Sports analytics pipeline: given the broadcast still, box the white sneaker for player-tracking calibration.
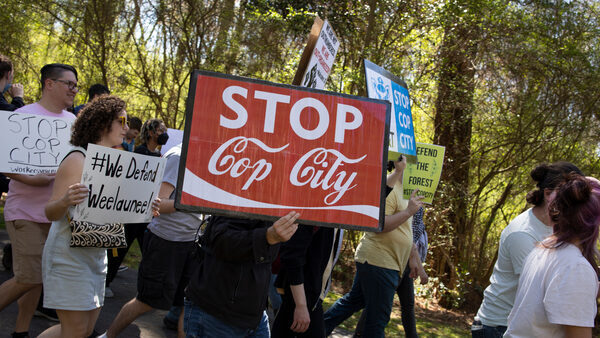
[96,332,108,338]
[105,287,114,298]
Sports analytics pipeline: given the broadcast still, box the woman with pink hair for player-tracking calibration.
[505,174,600,338]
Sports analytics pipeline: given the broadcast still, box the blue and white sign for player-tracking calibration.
[364,59,417,162]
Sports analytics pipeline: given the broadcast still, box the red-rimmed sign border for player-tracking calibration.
[174,70,390,232]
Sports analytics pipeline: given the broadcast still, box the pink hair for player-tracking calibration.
[547,174,600,274]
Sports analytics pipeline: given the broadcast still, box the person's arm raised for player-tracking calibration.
[266,211,301,245]
[209,212,301,262]
[382,190,424,233]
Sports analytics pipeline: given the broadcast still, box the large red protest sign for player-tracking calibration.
[175,71,390,231]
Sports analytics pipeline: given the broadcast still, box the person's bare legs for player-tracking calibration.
[106,298,153,338]
[38,308,101,338]
[87,307,102,335]
[15,285,42,332]
[0,277,38,311]
[36,324,61,338]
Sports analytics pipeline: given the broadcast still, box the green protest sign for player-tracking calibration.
[402,142,445,204]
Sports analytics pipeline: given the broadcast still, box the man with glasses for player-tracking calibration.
[0,63,78,338]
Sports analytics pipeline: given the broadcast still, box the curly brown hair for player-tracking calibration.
[139,118,164,143]
[71,95,126,149]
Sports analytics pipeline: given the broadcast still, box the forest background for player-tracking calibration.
[2,0,600,312]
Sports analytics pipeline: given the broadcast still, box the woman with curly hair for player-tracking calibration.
[38,95,148,337]
[505,175,600,337]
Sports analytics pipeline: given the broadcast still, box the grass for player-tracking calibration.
[323,292,470,337]
[122,239,142,269]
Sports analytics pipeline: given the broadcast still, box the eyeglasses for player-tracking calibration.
[52,79,79,91]
[116,116,129,128]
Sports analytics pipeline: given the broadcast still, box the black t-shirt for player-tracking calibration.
[0,95,24,112]
[134,143,161,157]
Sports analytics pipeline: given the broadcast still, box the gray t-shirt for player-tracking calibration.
[476,208,553,326]
[147,144,202,242]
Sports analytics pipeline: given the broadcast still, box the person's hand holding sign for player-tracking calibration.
[151,197,161,217]
[382,188,424,233]
[62,183,89,206]
[266,211,300,245]
[407,189,424,215]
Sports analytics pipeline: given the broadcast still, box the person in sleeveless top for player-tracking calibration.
[38,95,158,337]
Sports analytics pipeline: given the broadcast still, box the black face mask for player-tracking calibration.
[157,132,169,145]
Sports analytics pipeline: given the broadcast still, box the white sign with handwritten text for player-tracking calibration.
[72,144,166,224]
[0,111,74,174]
[300,20,340,90]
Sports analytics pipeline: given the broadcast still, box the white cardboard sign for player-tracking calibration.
[72,144,166,224]
[0,110,74,174]
[300,19,340,89]
[160,128,184,155]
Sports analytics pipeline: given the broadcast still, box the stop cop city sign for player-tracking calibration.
[175,70,390,231]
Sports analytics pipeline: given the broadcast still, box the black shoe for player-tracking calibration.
[87,330,100,338]
[163,316,178,330]
[34,307,59,322]
[11,332,29,338]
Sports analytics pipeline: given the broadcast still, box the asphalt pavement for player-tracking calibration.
[0,229,176,337]
[0,229,352,337]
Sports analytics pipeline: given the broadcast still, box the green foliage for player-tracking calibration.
[2,0,600,311]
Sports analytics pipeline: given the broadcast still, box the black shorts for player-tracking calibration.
[136,231,197,310]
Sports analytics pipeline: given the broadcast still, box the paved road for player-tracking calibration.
[0,229,175,337]
[0,230,350,337]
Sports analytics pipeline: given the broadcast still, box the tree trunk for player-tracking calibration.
[431,1,481,307]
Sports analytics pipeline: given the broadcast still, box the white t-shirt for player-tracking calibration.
[505,243,598,337]
[476,208,552,326]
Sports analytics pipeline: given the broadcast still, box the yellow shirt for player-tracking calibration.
[354,182,413,274]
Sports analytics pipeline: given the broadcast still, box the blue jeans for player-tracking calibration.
[165,305,182,324]
[184,299,270,338]
[324,262,400,338]
[354,262,417,337]
[269,274,282,312]
[471,323,506,338]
